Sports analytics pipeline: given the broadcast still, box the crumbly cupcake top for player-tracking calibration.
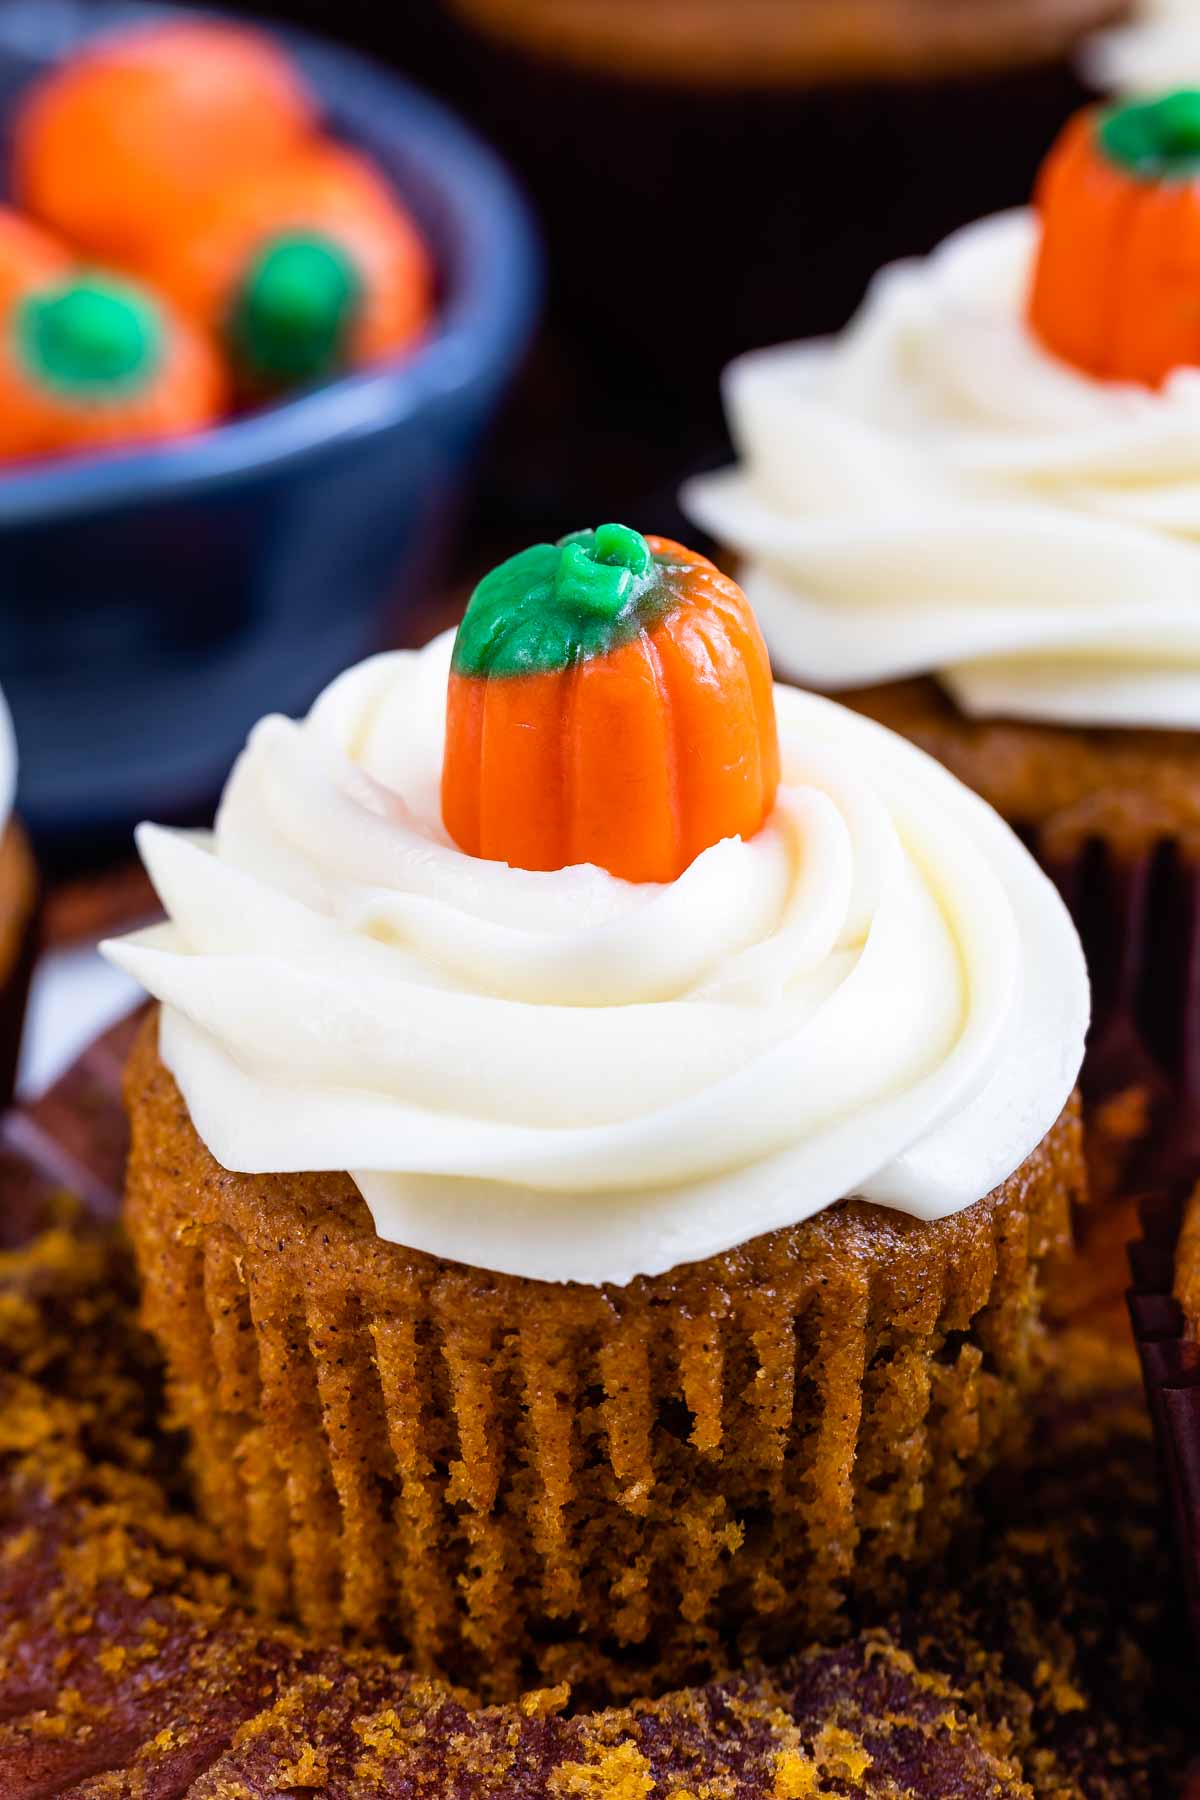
[685,96,1200,733]
[105,529,1087,1285]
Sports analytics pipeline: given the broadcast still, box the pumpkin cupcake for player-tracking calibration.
[105,527,1089,1702]
[685,89,1200,1114]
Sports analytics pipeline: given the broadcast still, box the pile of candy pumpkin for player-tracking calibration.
[0,18,433,462]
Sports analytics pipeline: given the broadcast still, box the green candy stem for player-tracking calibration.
[229,232,363,389]
[553,540,636,616]
[17,277,163,394]
[452,525,672,679]
[553,524,654,617]
[1099,89,1200,177]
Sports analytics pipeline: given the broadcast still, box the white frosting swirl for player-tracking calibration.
[683,209,1200,730]
[1081,2,1200,94]
[0,688,17,841]
[104,631,1086,1287]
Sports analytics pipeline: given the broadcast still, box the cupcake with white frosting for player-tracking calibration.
[106,527,1088,1702]
[684,90,1200,1114]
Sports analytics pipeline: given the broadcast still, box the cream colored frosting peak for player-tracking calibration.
[683,208,1200,731]
[105,631,1087,1286]
[1082,1,1200,94]
[0,688,16,841]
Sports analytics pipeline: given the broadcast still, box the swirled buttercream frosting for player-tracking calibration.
[684,208,1200,730]
[105,630,1087,1286]
[1082,2,1200,96]
[0,688,17,841]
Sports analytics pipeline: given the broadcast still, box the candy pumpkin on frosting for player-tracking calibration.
[13,20,316,265]
[0,273,225,461]
[135,143,433,397]
[1030,89,1200,386]
[442,526,780,883]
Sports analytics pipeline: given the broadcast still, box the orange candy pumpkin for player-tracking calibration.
[0,273,226,462]
[0,208,69,312]
[442,526,780,884]
[1029,90,1200,386]
[13,20,316,265]
[133,142,433,394]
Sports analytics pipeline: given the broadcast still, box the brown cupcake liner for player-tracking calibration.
[123,1015,1084,1703]
[1127,1184,1200,1659]
[1040,835,1197,1100]
[1036,834,1200,1204]
[0,822,40,1116]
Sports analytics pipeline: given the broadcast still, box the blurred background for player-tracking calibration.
[237,0,1133,534]
[0,0,1165,1081]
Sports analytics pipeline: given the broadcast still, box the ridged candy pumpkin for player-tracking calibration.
[0,273,226,462]
[0,209,69,313]
[442,526,781,883]
[1029,90,1200,386]
[13,20,316,265]
[134,142,433,397]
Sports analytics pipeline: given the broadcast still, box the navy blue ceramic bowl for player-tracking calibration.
[0,0,540,842]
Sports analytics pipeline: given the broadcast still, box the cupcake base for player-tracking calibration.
[8,1178,1173,1794]
[123,1012,1083,1702]
[826,677,1200,1124]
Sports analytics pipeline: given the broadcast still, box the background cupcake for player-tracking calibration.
[107,529,1088,1701]
[684,91,1200,1134]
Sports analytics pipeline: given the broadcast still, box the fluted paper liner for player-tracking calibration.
[1129,1183,1200,1658]
[0,821,38,1114]
[1040,833,1200,1131]
[124,1013,1082,1702]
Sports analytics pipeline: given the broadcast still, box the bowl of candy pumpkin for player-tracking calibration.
[0,0,539,842]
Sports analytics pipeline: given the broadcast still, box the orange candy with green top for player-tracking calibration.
[3,19,435,453]
[13,20,316,265]
[134,143,434,396]
[0,208,69,312]
[0,273,225,461]
[442,527,780,884]
[1030,89,1200,386]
